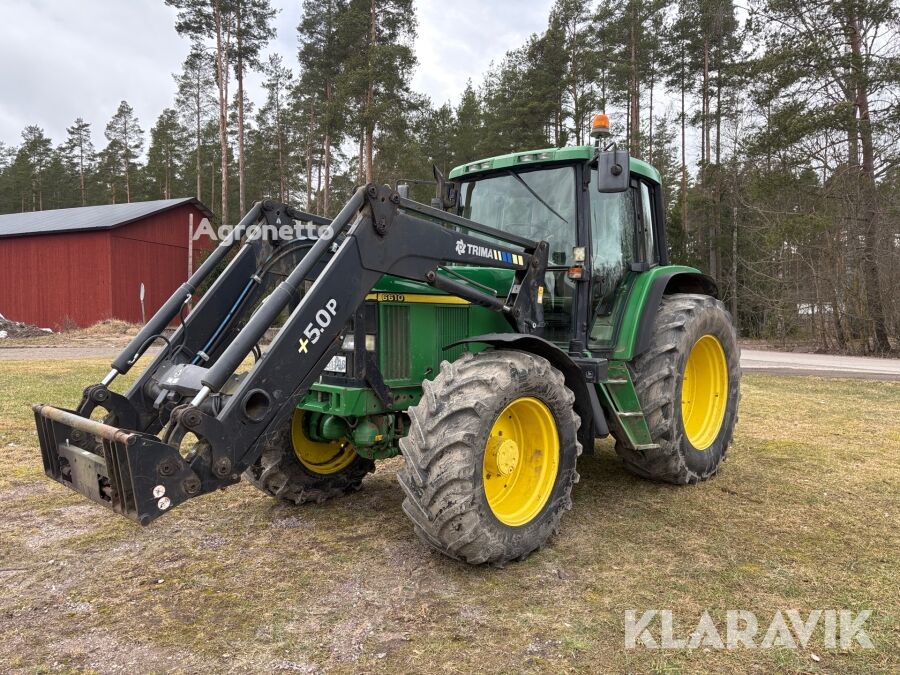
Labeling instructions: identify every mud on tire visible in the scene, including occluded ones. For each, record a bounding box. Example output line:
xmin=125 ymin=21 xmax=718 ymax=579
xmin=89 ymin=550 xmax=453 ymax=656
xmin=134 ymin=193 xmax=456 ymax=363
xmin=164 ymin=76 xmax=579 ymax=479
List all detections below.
xmin=614 ymin=293 xmax=740 ymax=483
xmin=243 ymin=420 xmax=374 ymax=505
xmin=397 ymin=350 xmax=581 ymax=565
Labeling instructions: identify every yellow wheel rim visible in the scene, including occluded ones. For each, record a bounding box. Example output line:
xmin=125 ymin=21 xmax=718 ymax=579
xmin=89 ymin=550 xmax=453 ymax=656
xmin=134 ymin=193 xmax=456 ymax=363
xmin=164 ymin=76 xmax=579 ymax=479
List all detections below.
xmin=681 ymin=334 xmax=729 ymax=450
xmin=291 ymin=410 xmax=357 ymax=475
xmin=482 ymin=397 xmax=560 ymax=527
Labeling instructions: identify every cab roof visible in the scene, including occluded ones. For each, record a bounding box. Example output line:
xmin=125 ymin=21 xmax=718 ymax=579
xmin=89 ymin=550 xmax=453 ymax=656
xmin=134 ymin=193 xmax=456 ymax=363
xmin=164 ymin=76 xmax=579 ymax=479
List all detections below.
xmin=448 ymin=145 xmax=661 ymax=184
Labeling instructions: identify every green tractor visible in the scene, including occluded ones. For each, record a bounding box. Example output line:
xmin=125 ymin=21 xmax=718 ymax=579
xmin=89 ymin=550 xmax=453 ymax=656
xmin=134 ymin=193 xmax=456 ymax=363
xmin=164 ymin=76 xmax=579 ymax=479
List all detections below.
xmin=34 ymin=124 xmax=740 ymax=566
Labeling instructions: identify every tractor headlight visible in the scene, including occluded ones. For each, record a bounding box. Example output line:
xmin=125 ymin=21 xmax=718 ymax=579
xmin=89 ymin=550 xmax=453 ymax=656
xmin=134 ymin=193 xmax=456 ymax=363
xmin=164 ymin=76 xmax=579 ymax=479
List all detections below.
xmin=342 ymin=334 xmax=376 ymax=351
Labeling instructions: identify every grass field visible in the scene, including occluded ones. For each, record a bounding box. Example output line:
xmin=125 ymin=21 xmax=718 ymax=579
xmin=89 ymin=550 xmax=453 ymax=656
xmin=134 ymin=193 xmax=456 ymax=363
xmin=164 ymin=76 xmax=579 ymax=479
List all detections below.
xmin=0 ymin=357 xmax=897 ymax=673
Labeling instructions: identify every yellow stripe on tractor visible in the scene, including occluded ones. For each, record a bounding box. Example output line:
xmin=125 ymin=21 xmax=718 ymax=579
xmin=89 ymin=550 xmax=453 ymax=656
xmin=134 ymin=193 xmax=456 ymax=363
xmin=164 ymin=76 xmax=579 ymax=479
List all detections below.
xmin=365 ymin=293 xmax=471 ymax=305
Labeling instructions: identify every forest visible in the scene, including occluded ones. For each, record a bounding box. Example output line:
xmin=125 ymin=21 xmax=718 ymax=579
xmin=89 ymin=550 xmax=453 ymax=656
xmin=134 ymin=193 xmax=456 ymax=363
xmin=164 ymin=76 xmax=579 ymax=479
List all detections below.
xmin=0 ymin=0 xmax=897 ymax=353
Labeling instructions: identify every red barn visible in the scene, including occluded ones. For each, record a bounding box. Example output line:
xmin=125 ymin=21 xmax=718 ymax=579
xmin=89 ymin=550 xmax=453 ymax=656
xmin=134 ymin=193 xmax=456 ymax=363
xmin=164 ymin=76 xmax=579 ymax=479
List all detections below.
xmin=0 ymin=198 xmax=214 ymax=329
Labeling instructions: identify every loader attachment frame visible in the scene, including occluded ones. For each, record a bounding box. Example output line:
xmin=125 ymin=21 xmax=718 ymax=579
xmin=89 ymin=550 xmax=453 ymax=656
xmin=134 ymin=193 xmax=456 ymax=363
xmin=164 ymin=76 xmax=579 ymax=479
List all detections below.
xmin=33 ymin=184 xmax=548 ymax=524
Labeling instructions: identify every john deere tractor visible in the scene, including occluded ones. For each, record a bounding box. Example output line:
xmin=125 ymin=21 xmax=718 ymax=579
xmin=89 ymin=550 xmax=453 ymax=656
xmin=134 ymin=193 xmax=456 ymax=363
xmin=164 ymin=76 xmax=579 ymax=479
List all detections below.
xmin=34 ymin=118 xmax=740 ymax=565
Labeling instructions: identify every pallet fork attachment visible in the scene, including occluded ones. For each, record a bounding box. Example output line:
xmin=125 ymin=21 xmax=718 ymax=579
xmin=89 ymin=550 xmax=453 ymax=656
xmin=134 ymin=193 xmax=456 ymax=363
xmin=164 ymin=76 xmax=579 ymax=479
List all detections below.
xmin=33 ymin=184 xmax=548 ymax=524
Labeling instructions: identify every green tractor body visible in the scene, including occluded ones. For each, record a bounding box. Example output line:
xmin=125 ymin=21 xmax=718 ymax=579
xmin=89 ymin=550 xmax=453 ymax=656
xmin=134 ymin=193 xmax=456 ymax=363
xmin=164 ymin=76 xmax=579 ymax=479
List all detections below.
xmin=33 ymin=141 xmax=740 ymax=565
xmin=298 ymin=147 xmax=716 ymax=461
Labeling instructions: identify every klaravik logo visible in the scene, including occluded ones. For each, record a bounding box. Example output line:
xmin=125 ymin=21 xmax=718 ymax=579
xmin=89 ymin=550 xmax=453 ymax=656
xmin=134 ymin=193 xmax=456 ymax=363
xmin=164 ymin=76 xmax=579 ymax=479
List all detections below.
xmin=624 ymin=609 xmax=873 ymax=650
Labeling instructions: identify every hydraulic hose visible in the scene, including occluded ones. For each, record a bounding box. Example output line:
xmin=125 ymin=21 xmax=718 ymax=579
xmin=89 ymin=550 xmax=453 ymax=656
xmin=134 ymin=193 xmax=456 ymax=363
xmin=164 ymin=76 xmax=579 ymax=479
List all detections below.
xmin=197 ymin=187 xmax=365 ymax=398
xmin=109 ymin=202 xmax=263 ymax=377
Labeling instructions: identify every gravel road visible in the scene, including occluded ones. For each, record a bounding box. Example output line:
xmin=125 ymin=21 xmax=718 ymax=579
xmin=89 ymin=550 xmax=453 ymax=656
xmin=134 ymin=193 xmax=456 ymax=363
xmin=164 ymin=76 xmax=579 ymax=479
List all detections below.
xmin=3 ymin=344 xmax=898 ymax=379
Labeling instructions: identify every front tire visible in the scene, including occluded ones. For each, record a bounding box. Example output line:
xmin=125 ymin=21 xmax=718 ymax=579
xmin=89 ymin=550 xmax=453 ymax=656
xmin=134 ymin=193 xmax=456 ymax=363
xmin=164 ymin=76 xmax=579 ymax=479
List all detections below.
xmin=614 ymin=293 xmax=740 ymax=483
xmin=398 ymin=350 xmax=581 ymax=565
xmin=243 ymin=410 xmax=374 ymax=504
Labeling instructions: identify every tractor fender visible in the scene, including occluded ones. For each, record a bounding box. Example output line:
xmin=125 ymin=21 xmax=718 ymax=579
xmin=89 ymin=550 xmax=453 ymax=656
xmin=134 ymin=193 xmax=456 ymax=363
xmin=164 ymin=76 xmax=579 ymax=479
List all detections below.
xmin=447 ymin=333 xmax=609 ymax=440
xmin=633 ymin=271 xmax=718 ymax=358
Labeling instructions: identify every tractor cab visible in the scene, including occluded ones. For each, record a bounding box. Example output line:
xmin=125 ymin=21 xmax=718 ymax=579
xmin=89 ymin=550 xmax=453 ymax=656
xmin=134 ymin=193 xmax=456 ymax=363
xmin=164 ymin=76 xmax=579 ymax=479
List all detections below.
xmin=447 ymin=141 xmax=666 ymax=353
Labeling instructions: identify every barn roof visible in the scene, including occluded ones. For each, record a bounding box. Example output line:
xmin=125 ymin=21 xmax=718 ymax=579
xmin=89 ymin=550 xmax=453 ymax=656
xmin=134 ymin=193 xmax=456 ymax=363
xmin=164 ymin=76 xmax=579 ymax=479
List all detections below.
xmin=0 ymin=198 xmax=215 ymax=239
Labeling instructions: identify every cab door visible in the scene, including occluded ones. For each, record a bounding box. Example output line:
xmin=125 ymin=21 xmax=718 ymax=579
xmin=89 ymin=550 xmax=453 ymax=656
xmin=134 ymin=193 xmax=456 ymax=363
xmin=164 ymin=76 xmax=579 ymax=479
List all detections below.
xmin=587 ymin=169 xmax=660 ymax=350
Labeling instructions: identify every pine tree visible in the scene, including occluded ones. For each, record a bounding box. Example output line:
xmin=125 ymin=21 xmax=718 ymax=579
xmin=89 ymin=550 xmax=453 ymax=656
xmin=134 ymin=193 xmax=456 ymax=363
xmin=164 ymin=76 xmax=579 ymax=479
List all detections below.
xmin=298 ymin=0 xmax=349 ymax=215
xmin=339 ymin=0 xmax=417 ymax=184
xmin=147 ymin=108 xmax=188 ymax=199
xmin=61 ymin=119 xmax=94 ymax=206
xmin=104 ymin=101 xmax=144 ymax=203
xmin=453 ymin=82 xmax=482 ymax=164
xmin=166 ymin=0 xmax=236 ymax=223
xmin=232 ymin=0 xmax=276 ymax=214
xmin=255 ymin=54 xmax=293 ymax=202
xmin=746 ymin=0 xmax=899 ymax=352
xmin=175 ymin=45 xmax=217 ymax=203
xmin=550 ymin=0 xmax=597 ymax=145
xmin=18 ymin=126 xmax=53 ymax=211
xmin=662 ymin=0 xmax=694 ymax=233
xmin=593 ymin=0 xmax=670 ymax=157
xmin=97 ymin=141 xmax=123 ymax=204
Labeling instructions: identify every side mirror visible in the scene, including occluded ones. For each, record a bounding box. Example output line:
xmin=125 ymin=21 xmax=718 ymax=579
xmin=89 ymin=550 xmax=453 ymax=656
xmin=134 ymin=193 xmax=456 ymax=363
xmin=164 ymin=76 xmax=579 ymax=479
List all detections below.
xmin=432 ymin=164 xmax=458 ymax=210
xmin=596 ymin=148 xmax=630 ymax=193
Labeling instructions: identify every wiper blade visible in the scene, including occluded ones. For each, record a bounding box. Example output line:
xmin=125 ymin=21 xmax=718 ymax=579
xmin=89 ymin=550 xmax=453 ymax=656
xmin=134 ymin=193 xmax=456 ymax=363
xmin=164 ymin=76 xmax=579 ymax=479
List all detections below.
xmin=506 ymin=170 xmax=568 ymax=224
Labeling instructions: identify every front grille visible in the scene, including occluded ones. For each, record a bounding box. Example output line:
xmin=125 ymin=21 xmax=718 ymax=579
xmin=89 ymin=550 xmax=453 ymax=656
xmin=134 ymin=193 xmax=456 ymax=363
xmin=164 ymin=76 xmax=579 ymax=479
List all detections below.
xmin=436 ymin=306 xmax=469 ymax=365
xmin=380 ymin=305 xmax=410 ymax=380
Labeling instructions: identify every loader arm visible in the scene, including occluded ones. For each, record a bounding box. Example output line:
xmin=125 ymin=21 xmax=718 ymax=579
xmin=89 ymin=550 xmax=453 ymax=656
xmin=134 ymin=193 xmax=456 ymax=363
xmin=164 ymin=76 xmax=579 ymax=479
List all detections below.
xmin=33 ymin=184 xmax=548 ymax=525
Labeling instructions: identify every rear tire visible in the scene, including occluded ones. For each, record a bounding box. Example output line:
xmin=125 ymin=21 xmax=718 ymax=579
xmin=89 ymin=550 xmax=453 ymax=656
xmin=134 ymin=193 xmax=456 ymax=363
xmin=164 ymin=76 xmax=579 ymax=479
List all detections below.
xmin=614 ymin=293 xmax=740 ymax=483
xmin=398 ymin=350 xmax=581 ymax=565
xmin=243 ymin=412 xmax=374 ymax=505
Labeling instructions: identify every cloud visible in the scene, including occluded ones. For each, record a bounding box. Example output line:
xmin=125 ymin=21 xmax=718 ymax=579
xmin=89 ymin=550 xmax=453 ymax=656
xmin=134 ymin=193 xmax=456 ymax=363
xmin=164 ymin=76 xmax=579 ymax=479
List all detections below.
xmin=411 ymin=0 xmax=553 ymax=107
xmin=0 ymin=0 xmax=188 ymax=147
xmin=0 ymin=0 xmax=553 ymax=149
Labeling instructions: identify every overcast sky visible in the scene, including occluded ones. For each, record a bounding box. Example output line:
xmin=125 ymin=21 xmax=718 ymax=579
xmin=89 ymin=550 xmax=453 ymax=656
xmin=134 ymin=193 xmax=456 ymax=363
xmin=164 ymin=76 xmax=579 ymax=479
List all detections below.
xmin=0 ymin=0 xmax=554 ymax=148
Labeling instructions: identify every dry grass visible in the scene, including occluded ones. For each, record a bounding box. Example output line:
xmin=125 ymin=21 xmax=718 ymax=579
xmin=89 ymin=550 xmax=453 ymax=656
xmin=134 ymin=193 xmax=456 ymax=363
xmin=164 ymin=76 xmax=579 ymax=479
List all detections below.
xmin=0 ymin=359 xmax=897 ymax=674
xmin=0 ymin=319 xmax=141 ymax=348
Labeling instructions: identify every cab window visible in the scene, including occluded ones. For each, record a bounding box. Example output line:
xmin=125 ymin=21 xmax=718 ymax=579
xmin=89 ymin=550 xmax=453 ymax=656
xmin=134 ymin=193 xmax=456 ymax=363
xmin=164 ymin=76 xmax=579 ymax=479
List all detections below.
xmin=458 ymin=166 xmax=576 ymax=266
xmin=639 ymin=182 xmax=657 ymax=264
xmin=589 ymin=174 xmax=635 ymax=319
xmin=458 ymin=166 xmax=577 ymax=345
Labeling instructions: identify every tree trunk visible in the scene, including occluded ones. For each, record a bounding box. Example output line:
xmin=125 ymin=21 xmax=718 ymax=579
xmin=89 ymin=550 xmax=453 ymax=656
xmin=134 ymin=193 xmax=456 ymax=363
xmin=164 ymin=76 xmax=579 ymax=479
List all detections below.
xmin=569 ymin=17 xmax=581 ymax=146
xmin=305 ymin=100 xmax=315 ymax=210
xmin=680 ymin=42 xmax=687 ymax=233
xmin=847 ymin=8 xmax=890 ymax=352
xmin=629 ymin=12 xmax=640 ymax=156
xmin=703 ymin=38 xmax=711 ymax=169
xmin=715 ymin=67 xmax=722 ymax=166
xmin=648 ymin=69 xmax=654 ymax=162
xmin=364 ymin=0 xmax=377 ymax=183
xmin=730 ymin=205 xmax=738 ymax=333
xmin=236 ymin=11 xmax=246 ymax=216
xmin=276 ymin=105 xmax=285 ymax=202
xmin=358 ymin=130 xmax=365 ymax=185
xmin=214 ymin=2 xmax=229 ymax=224
xmin=195 ymin=100 xmax=202 ymax=201
xmin=316 ymin=141 xmax=323 ymax=216
xmin=323 ymin=133 xmax=331 ymax=216
xmin=829 ymin=281 xmax=847 ymax=349
xmin=78 ymin=142 xmax=86 ymax=206
xmin=323 ymin=75 xmax=334 ymax=215
xmin=124 ymin=151 xmax=131 ymax=203
xmin=709 ymin=65 xmax=722 ymax=279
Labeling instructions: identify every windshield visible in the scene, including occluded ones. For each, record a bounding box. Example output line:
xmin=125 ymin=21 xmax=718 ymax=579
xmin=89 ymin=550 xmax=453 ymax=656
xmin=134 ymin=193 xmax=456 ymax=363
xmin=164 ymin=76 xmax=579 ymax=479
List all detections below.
xmin=458 ymin=165 xmax=576 ymax=266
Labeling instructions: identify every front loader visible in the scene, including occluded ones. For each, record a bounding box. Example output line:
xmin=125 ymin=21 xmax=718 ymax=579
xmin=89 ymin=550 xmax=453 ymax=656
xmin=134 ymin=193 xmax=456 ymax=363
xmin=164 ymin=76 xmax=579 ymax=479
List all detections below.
xmin=34 ymin=125 xmax=740 ymax=565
